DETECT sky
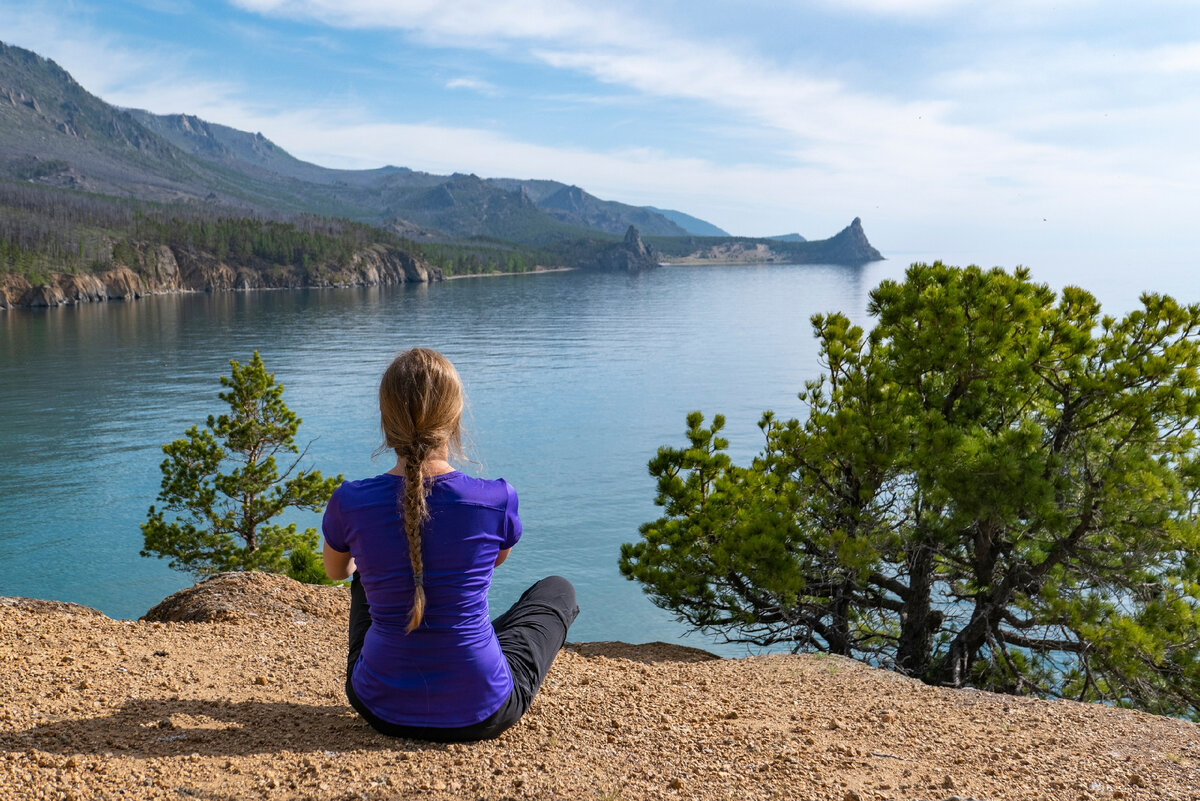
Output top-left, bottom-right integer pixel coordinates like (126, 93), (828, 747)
(2, 0), (1199, 273)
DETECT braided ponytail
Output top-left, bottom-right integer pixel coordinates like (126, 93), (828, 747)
(401, 442), (429, 633)
(378, 349), (465, 634)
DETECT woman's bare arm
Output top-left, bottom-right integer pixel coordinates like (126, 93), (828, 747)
(323, 542), (357, 581)
(494, 548), (511, 568)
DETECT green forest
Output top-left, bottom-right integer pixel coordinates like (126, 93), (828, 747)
(0, 179), (558, 283)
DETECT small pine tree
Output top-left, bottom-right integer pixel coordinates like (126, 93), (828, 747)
(141, 352), (342, 582)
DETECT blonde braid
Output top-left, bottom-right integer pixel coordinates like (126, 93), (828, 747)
(377, 347), (465, 635)
(401, 442), (430, 633)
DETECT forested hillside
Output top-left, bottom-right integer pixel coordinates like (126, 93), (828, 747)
(0, 40), (883, 307)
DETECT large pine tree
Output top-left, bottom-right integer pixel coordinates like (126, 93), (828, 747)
(622, 263), (1200, 718)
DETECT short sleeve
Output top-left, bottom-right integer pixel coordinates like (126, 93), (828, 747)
(321, 484), (349, 553)
(501, 480), (522, 550)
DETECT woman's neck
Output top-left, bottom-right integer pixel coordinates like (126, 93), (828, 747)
(389, 443), (454, 477)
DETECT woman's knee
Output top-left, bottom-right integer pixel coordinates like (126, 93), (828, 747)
(534, 575), (575, 604)
(533, 575), (578, 626)
(538, 574), (574, 594)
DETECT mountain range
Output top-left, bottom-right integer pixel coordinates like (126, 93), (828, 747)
(0, 39), (882, 292)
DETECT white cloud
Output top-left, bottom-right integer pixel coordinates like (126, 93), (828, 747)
(230, 0), (638, 47)
(445, 76), (499, 95)
(226, 0), (1200, 216)
(1148, 42), (1200, 73)
(234, 0), (1084, 196)
(811, 0), (968, 16)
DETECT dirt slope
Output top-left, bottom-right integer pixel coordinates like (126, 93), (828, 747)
(2, 574), (1197, 801)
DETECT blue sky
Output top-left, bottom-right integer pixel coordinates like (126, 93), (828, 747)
(3, 0), (1199, 265)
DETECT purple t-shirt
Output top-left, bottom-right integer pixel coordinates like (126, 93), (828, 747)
(322, 471), (522, 727)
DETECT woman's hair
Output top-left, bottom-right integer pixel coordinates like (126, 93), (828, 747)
(379, 347), (464, 633)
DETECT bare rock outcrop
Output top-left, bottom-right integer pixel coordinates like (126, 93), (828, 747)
(337, 245), (434, 286)
(19, 281), (67, 307)
(57, 272), (107, 303)
(0, 596), (105, 617)
(582, 225), (660, 272)
(142, 571), (348, 624)
(0, 241), (442, 309)
(99, 265), (146, 300)
(802, 216), (882, 264)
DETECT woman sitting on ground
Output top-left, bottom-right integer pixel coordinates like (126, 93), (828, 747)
(322, 347), (578, 742)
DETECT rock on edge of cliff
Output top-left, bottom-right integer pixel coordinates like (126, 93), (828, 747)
(141, 571), (349, 624)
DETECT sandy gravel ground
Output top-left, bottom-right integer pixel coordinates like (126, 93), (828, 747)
(2, 573), (1197, 801)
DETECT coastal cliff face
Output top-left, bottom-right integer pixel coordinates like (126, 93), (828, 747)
(0, 242), (440, 309)
(1, 572), (1196, 801)
(657, 218), (885, 267)
(801, 217), (882, 264)
(582, 225), (660, 272)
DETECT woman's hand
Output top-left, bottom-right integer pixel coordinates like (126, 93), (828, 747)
(323, 542), (357, 581)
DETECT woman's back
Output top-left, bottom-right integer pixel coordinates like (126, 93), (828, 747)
(324, 470), (521, 727)
(324, 347), (575, 742)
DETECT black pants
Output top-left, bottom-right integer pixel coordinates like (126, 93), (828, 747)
(345, 574), (579, 742)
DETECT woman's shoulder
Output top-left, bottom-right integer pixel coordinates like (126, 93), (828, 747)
(330, 473), (400, 508)
(436, 472), (516, 510)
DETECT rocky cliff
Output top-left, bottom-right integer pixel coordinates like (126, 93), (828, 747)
(796, 217), (882, 264)
(652, 217), (885, 266)
(0, 242), (440, 309)
(582, 225), (660, 272)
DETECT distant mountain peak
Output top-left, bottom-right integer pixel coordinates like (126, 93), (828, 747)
(643, 206), (730, 237)
(536, 185), (688, 237)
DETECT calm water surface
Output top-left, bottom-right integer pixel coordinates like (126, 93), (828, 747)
(1, 255), (1194, 655)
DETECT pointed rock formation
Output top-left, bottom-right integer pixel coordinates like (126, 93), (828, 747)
(809, 217), (882, 264)
(582, 225), (661, 272)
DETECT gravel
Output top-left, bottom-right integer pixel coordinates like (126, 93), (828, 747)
(2, 573), (1198, 801)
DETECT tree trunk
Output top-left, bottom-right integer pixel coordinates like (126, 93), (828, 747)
(931, 604), (995, 687)
(929, 522), (1004, 687)
(896, 542), (936, 677)
(827, 577), (854, 656)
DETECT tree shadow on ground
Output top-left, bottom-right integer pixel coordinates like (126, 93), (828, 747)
(2, 697), (443, 758)
(565, 641), (721, 664)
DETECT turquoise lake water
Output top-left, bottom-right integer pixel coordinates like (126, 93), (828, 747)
(1, 253), (1194, 655)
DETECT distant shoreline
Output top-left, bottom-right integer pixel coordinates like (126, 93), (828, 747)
(444, 266), (577, 280)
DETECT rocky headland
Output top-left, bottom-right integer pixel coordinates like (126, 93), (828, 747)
(2, 572), (1197, 801)
(663, 218), (884, 266)
(582, 225), (661, 272)
(0, 242), (440, 310)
